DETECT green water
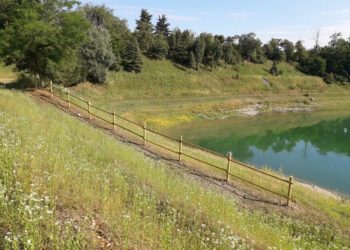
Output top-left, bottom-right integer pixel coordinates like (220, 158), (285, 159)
(164, 111), (350, 195)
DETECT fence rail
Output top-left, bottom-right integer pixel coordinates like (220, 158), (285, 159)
(49, 82), (294, 205)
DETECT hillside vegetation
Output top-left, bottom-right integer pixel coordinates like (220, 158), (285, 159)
(70, 58), (350, 128)
(1, 90), (350, 249)
(73, 58), (326, 99)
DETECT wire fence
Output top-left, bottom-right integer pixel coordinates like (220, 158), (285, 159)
(49, 82), (294, 206)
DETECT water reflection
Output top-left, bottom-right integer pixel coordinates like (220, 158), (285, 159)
(197, 118), (350, 162)
(167, 114), (350, 194)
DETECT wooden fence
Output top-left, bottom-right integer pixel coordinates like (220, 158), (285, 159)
(49, 82), (294, 206)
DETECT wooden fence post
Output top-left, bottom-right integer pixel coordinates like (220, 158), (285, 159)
(50, 81), (53, 98)
(88, 100), (91, 119)
(67, 90), (70, 109)
(113, 109), (116, 131)
(287, 176), (293, 206)
(226, 152), (232, 182)
(143, 122), (147, 146)
(178, 136), (183, 162)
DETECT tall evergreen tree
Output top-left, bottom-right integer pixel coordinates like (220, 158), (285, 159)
(135, 9), (153, 52)
(123, 37), (143, 73)
(155, 14), (170, 38)
(170, 29), (195, 65)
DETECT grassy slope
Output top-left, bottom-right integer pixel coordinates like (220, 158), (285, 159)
(74, 58), (327, 99)
(71, 58), (350, 128)
(1, 90), (350, 249)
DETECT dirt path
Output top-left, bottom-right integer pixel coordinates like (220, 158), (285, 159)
(29, 89), (335, 225)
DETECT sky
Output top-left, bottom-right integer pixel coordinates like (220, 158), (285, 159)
(79, 0), (350, 48)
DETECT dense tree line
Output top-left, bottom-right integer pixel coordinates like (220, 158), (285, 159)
(0, 1), (349, 86)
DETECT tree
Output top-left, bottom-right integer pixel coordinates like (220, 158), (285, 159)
(135, 9), (153, 52)
(0, 0), (19, 29)
(169, 29), (195, 65)
(193, 37), (206, 70)
(200, 33), (215, 68)
(123, 38), (143, 73)
(0, 0), (89, 87)
(212, 37), (223, 66)
(320, 33), (350, 82)
(300, 56), (326, 76)
(312, 29), (321, 55)
(281, 39), (295, 62)
(189, 51), (196, 69)
(237, 33), (263, 62)
(264, 38), (285, 62)
(222, 43), (241, 66)
(295, 40), (308, 63)
(80, 26), (116, 84)
(155, 14), (170, 38)
(148, 34), (169, 59)
(80, 5), (132, 71)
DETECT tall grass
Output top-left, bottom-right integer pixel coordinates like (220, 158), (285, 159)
(1, 90), (349, 249)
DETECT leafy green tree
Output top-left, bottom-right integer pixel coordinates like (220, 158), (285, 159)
(80, 26), (116, 84)
(212, 37), (223, 66)
(0, 0), (88, 87)
(264, 38), (285, 62)
(135, 9), (153, 52)
(300, 56), (326, 76)
(295, 40), (308, 63)
(237, 33), (263, 62)
(222, 43), (241, 66)
(193, 37), (206, 70)
(81, 5), (131, 71)
(320, 33), (350, 82)
(123, 38), (143, 73)
(155, 14), (170, 38)
(281, 39), (295, 62)
(200, 33), (215, 68)
(0, 0), (19, 29)
(148, 34), (169, 59)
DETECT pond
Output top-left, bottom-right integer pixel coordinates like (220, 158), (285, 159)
(163, 111), (350, 195)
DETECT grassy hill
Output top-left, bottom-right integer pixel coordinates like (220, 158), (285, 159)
(73, 58), (328, 99)
(68, 58), (350, 129)
(1, 90), (350, 249)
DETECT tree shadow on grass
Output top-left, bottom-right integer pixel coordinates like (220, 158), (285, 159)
(1, 75), (38, 90)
